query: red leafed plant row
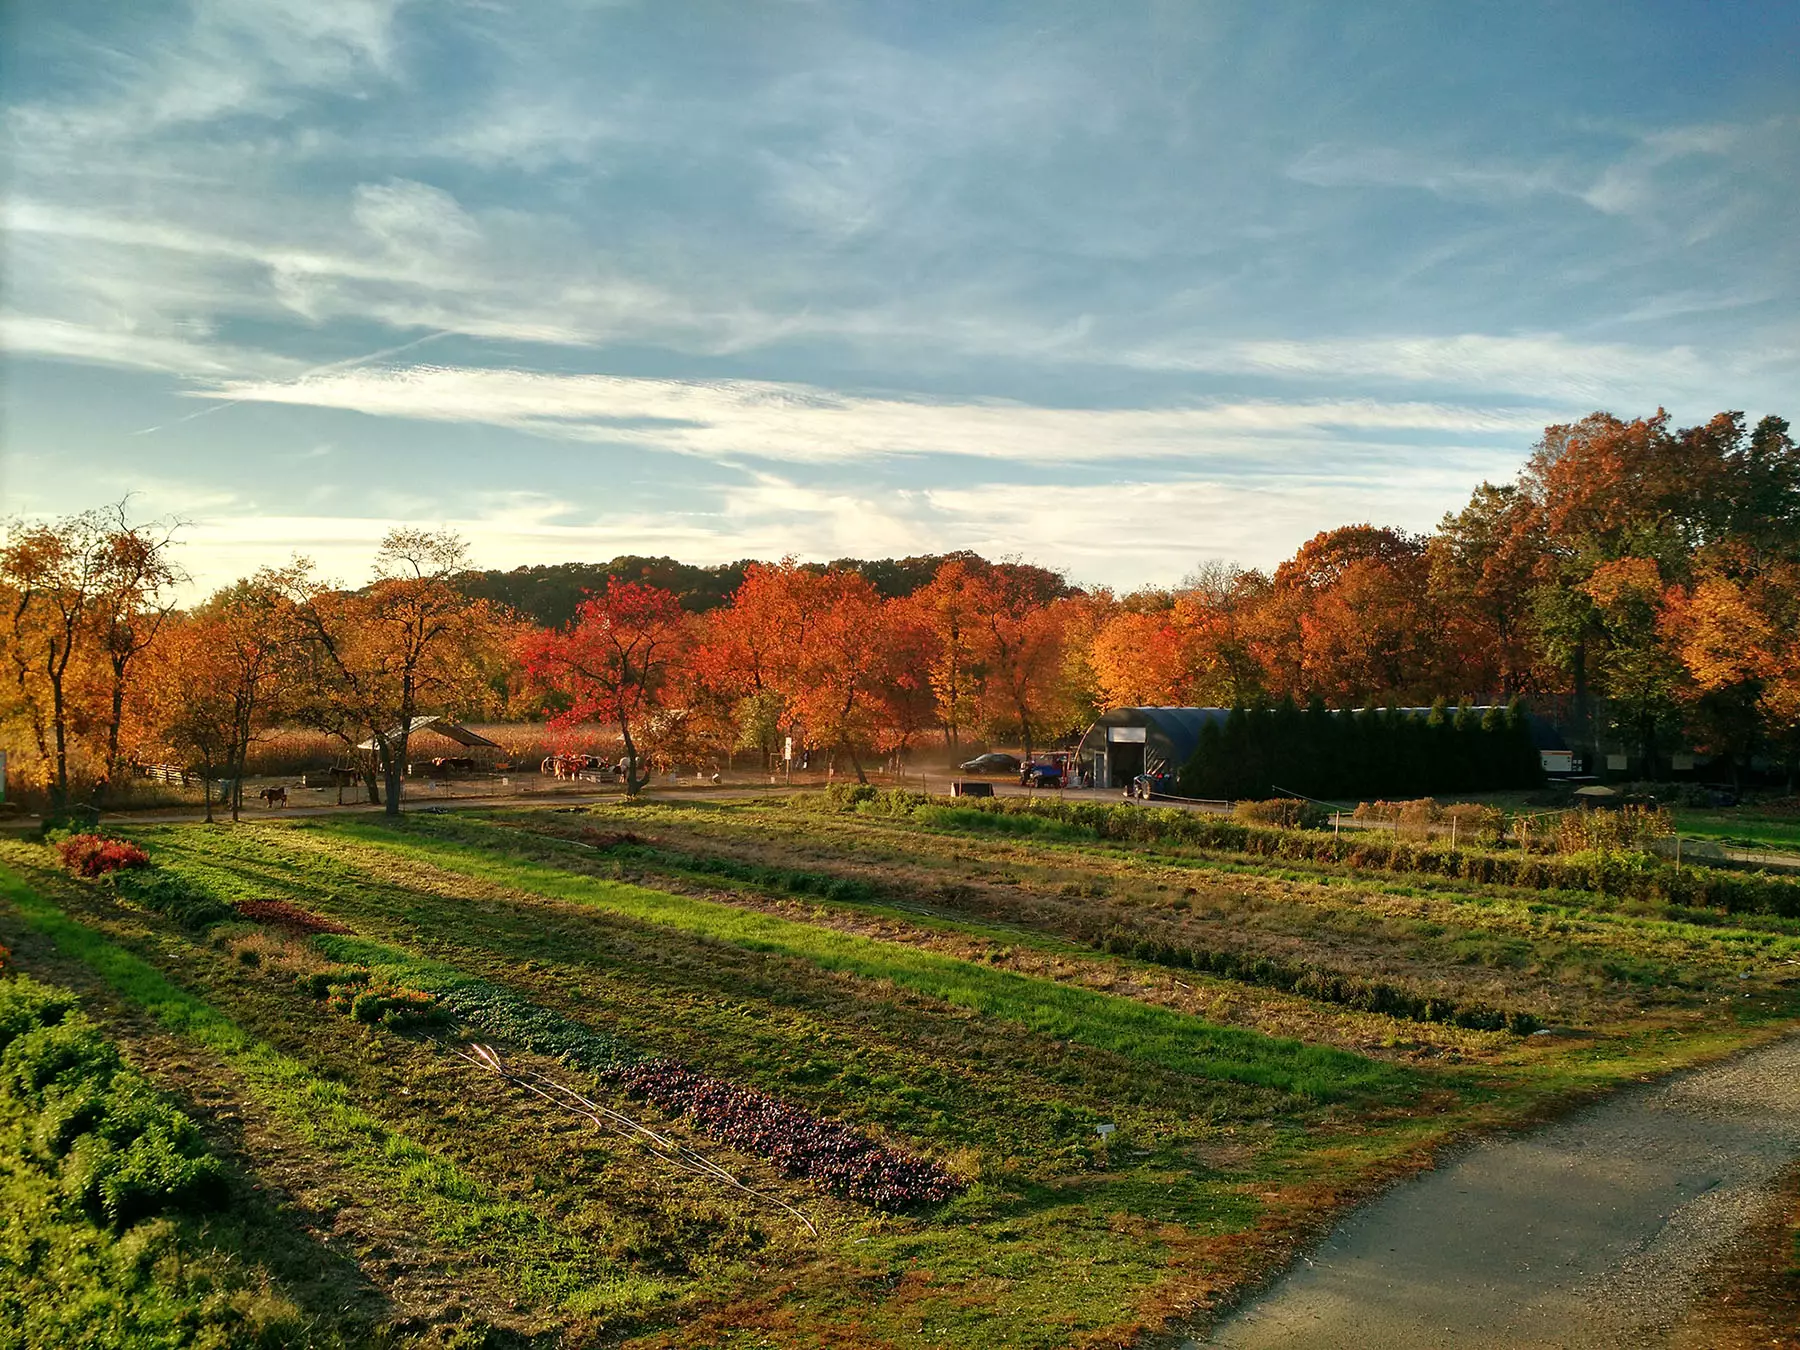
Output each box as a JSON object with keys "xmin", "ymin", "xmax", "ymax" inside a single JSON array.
[
  {"xmin": 232, "ymin": 899, "xmax": 353, "ymax": 936},
  {"xmin": 606, "ymin": 1057, "xmax": 961, "ymax": 1207},
  {"xmin": 56, "ymin": 834, "xmax": 151, "ymax": 877}
]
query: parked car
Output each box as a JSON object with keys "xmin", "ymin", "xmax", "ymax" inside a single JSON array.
[
  {"xmin": 1020, "ymin": 761, "xmax": 1067, "ymax": 788},
  {"xmin": 958, "ymin": 752, "xmax": 1021, "ymax": 774}
]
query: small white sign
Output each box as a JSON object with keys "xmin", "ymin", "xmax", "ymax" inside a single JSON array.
[
  {"xmin": 1108, "ymin": 726, "xmax": 1147, "ymax": 744},
  {"xmin": 783, "ymin": 736, "xmax": 794, "ymax": 762}
]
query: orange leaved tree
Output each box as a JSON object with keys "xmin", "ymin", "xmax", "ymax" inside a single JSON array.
[
  {"xmin": 148, "ymin": 571, "xmax": 301, "ymax": 822},
  {"xmin": 289, "ymin": 530, "xmax": 507, "ymax": 817},
  {"xmin": 518, "ymin": 578, "xmax": 688, "ymax": 796}
]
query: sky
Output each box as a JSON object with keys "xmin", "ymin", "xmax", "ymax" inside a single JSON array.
[{"xmin": 2, "ymin": 0, "xmax": 1796, "ymax": 596}]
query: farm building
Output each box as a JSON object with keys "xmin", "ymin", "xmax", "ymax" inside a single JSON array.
[
  {"xmin": 1078, "ymin": 705, "xmax": 1572, "ymax": 793},
  {"xmin": 357, "ymin": 717, "xmax": 503, "ymax": 771},
  {"xmin": 1077, "ymin": 707, "xmax": 1227, "ymax": 789}
]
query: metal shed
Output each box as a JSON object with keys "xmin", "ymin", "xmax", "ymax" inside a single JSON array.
[{"xmin": 1077, "ymin": 707, "xmax": 1231, "ymax": 789}]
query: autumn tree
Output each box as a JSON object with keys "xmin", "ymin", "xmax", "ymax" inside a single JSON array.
[
  {"xmin": 1266, "ymin": 526, "xmax": 1440, "ymax": 704},
  {"xmin": 1090, "ymin": 602, "xmax": 1188, "ymax": 709},
  {"xmin": 1428, "ymin": 483, "xmax": 1543, "ymax": 696},
  {"xmin": 89, "ymin": 506, "xmax": 185, "ymax": 798},
  {"xmin": 518, "ymin": 578, "xmax": 688, "ymax": 796},
  {"xmin": 972, "ymin": 564, "xmax": 1070, "ymax": 763},
  {"xmin": 788, "ymin": 570, "xmax": 890, "ymax": 781},
  {"xmin": 690, "ymin": 559, "xmax": 829, "ymax": 766},
  {"xmin": 0, "ymin": 504, "xmax": 183, "ymax": 807},
  {"xmin": 146, "ymin": 571, "xmax": 300, "ymax": 821},
  {"xmin": 908, "ymin": 559, "xmax": 991, "ymax": 750},
  {"xmin": 289, "ymin": 531, "xmax": 507, "ymax": 816}
]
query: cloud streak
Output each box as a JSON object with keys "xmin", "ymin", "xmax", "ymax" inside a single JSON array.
[{"xmin": 187, "ymin": 364, "xmax": 1552, "ymax": 465}]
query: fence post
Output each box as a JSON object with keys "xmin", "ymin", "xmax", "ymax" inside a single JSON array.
[{"xmin": 1675, "ymin": 834, "xmax": 1681, "ymax": 873}]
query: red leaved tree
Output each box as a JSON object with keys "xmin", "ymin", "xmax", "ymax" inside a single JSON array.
[{"xmin": 518, "ymin": 579, "xmax": 688, "ymax": 796}]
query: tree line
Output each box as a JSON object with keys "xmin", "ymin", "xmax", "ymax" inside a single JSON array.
[{"xmin": 4, "ymin": 406, "xmax": 1797, "ymax": 815}]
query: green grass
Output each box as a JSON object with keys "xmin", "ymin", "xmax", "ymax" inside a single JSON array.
[
  {"xmin": 1673, "ymin": 812, "xmax": 1800, "ymax": 852},
  {"xmin": 325, "ymin": 816, "xmax": 1408, "ymax": 1103},
  {"xmin": 0, "ymin": 858, "xmax": 671, "ymax": 1318}
]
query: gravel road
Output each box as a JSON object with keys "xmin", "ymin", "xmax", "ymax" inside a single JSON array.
[{"xmin": 1200, "ymin": 1033, "xmax": 1800, "ymax": 1349}]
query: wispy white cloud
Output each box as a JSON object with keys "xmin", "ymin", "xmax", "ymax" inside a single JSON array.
[
  {"xmin": 163, "ymin": 463, "xmax": 1493, "ymax": 600},
  {"xmin": 185, "ymin": 364, "xmax": 1550, "ymax": 464}
]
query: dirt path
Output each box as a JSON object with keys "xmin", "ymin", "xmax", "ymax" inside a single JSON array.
[{"xmin": 1199, "ymin": 1033, "xmax": 1800, "ymax": 1349}]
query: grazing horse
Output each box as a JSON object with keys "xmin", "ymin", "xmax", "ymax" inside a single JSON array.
[{"xmin": 258, "ymin": 786, "xmax": 288, "ymax": 808}]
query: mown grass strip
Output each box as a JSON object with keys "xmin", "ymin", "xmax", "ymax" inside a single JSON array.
[
  {"xmin": 0, "ymin": 861, "xmax": 668, "ymax": 1316},
  {"xmin": 323, "ymin": 819, "xmax": 1408, "ymax": 1103}
]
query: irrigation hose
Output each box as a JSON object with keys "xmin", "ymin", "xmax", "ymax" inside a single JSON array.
[{"xmin": 440, "ymin": 1038, "xmax": 819, "ymax": 1238}]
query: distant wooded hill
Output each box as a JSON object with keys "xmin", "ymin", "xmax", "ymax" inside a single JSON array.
[{"xmin": 455, "ymin": 552, "xmax": 1073, "ymax": 629}]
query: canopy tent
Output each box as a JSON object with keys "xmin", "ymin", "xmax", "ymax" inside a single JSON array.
[{"xmin": 356, "ymin": 717, "xmax": 501, "ymax": 752}]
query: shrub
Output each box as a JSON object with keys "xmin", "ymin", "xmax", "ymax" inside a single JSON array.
[
  {"xmin": 56, "ymin": 835, "xmax": 150, "ymax": 878},
  {"xmin": 297, "ymin": 966, "xmax": 445, "ymax": 1030},
  {"xmin": 1443, "ymin": 802, "xmax": 1506, "ymax": 846},
  {"xmin": 347, "ymin": 985, "xmax": 446, "ymax": 1031},
  {"xmin": 1232, "ymin": 798, "xmax": 1329, "ymax": 831}
]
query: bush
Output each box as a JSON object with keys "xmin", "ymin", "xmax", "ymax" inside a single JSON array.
[
  {"xmin": 298, "ymin": 966, "xmax": 445, "ymax": 1030},
  {"xmin": 1232, "ymin": 798, "xmax": 1329, "ymax": 830},
  {"xmin": 56, "ymin": 835, "xmax": 150, "ymax": 878},
  {"xmin": 1443, "ymin": 802, "xmax": 1507, "ymax": 846},
  {"xmin": 347, "ymin": 985, "xmax": 446, "ymax": 1031},
  {"xmin": 0, "ymin": 975, "xmax": 226, "ymax": 1227}
]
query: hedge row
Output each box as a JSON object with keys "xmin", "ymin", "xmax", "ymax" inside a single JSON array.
[
  {"xmin": 802, "ymin": 790, "xmax": 1800, "ymax": 917},
  {"xmin": 0, "ymin": 975, "xmax": 226, "ymax": 1226},
  {"xmin": 1179, "ymin": 697, "xmax": 1543, "ymax": 800}
]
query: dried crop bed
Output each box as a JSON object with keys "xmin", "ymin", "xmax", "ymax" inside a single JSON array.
[{"xmin": 0, "ymin": 797, "xmax": 1796, "ymax": 1348}]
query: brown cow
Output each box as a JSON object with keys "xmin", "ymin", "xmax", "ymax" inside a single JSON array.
[{"xmin": 258, "ymin": 786, "xmax": 288, "ymax": 808}]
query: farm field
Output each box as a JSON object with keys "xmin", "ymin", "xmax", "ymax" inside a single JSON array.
[{"xmin": 3, "ymin": 797, "xmax": 1800, "ymax": 1347}]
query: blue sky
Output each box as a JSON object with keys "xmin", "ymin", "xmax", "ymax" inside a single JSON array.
[{"xmin": 3, "ymin": 1, "xmax": 1796, "ymax": 594}]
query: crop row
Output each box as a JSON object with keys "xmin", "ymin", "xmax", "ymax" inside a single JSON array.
[
  {"xmin": 576, "ymin": 829, "xmax": 1539, "ymax": 1034},
  {"xmin": 306, "ymin": 946, "xmax": 963, "ymax": 1209},
  {"xmin": 800, "ymin": 789, "xmax": 1800, "ymax": 916},
  {"xmin": 0, "ymin": 973, "xmax": 226, "ymax": 1226}
]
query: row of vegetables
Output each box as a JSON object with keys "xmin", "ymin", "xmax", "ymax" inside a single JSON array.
[{"xmin": 50, "ymin": 831, "xmax": 962, "ymax": 1209}]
